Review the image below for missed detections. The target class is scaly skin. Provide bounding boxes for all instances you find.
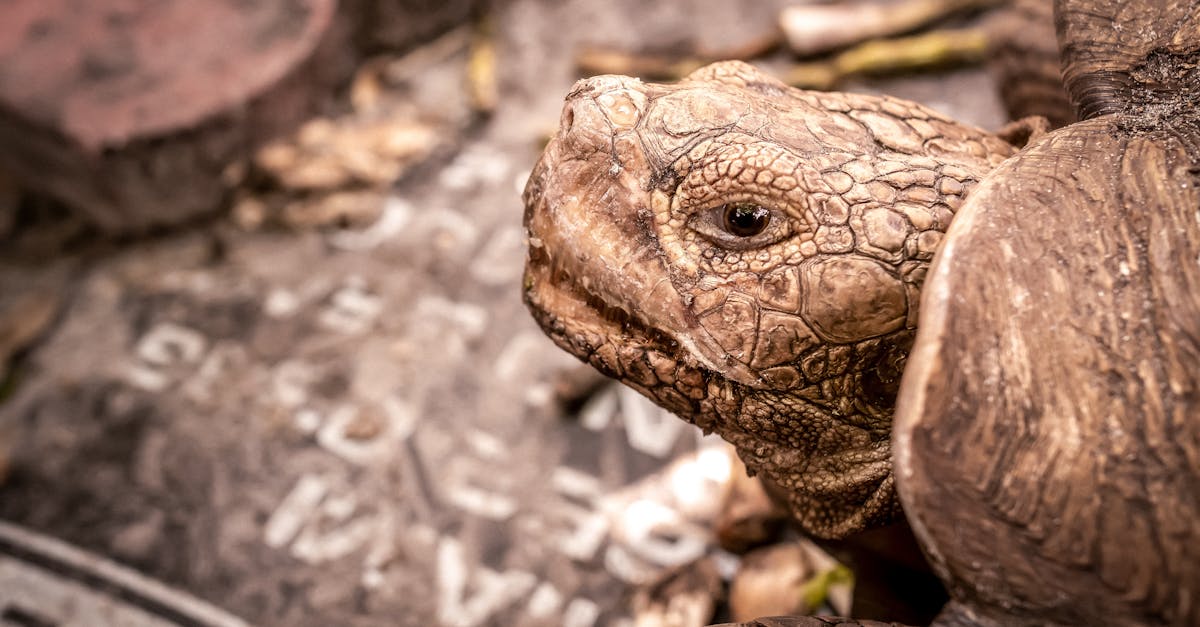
[523,61,1015,539]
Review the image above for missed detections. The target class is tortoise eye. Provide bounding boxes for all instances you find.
[688,200,794,251]
[722,203,771,237]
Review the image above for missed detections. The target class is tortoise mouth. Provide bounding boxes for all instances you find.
[522,237,681,372]
[521,141,686,373]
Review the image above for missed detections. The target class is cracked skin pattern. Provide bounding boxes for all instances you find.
[523,61,1016,539]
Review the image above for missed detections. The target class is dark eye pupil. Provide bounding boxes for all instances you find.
[723,203,770,237]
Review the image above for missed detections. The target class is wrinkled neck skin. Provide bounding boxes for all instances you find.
[523,61,1015,539]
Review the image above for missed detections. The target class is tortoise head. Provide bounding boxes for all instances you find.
[523,61,1014,538]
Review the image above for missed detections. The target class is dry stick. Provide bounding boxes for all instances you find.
[780,0,999,56]
[382,26,472,84]
[787,27,990,89]
[575,28,989,91]
[574,47,708,82]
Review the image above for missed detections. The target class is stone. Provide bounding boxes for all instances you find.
[0,0,353,232]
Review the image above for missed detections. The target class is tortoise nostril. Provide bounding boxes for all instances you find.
[562,106,574,134]
[558,97,606,149]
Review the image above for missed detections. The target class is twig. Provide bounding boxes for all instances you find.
[780,0,999,56]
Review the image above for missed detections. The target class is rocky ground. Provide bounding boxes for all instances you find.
[0,1,1007,625]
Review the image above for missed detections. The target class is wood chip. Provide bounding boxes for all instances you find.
[632,557,723,627]
[715,457,788,554]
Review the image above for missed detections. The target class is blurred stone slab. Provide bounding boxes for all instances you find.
[0,0,352,232]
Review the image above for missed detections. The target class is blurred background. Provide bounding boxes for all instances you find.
[0,0,1028,625]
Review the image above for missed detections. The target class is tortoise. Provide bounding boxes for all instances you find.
[521,0,1200,624]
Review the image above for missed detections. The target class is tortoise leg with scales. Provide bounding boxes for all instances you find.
[521,0,1200,624]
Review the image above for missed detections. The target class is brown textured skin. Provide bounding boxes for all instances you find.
[1058,0,1200,119]
[522,61,1015,539]
[895,0,1200,625]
